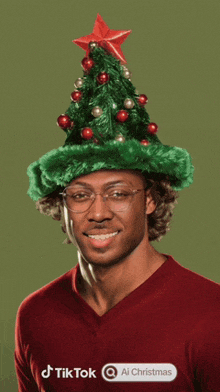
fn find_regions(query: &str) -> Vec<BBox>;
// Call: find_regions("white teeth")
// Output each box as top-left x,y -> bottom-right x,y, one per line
88,231 -> 118,240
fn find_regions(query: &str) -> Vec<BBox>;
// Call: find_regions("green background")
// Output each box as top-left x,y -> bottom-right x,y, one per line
1,0 -> 220,389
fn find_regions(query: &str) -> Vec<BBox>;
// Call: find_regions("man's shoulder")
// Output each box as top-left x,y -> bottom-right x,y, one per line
172,257 -> 220,303
17,268 -> 75,319
176,260 -> 219,288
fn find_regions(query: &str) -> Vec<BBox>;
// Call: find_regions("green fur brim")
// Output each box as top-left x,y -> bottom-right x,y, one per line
27,139 -> 194,201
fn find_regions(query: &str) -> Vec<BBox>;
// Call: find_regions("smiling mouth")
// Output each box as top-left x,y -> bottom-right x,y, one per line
85,231 -> 119,241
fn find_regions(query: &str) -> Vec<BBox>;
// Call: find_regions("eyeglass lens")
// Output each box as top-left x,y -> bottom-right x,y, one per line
63,186 -> 134,212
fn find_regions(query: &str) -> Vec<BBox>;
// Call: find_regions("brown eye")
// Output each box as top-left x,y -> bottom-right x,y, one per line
68,192 -> 91,201
108,190 -> 130,199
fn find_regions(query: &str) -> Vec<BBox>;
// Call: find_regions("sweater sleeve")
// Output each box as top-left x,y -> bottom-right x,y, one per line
188,313 -> 220,391
14,307 -> 39,392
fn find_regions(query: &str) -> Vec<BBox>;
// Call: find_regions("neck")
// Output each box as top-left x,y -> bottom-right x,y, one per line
76,242 -> 167,316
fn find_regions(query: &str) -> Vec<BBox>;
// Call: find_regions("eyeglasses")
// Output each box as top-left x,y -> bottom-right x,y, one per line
59,185 -> 147,213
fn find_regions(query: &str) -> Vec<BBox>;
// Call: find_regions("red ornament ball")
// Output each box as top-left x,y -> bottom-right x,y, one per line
70,90 -> 82,102
138,94 -> 148,106
147,122 -> 158,134
140,139 -> 150,146
116,110 -> 129,123
57,114 -> 72,129
81,57 -> 95,71
97,72 -> 109,84
81,127 -> 94,140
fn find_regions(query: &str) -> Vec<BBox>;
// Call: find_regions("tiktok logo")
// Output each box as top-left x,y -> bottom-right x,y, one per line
41,365 -> 53,378
41,365 -> 97,379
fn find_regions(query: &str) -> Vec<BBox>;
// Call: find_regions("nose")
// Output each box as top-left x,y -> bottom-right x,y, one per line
86,194 -> 114,222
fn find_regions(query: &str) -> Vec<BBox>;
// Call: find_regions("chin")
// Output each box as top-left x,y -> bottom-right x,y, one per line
87,257 -> 123,269
76,232 -> 145,268
79,246 -> 137,269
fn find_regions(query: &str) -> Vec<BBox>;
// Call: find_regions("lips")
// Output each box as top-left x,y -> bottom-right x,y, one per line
84,230 -> 120,248
84,229 -> 120,237
87,231 -> 118,240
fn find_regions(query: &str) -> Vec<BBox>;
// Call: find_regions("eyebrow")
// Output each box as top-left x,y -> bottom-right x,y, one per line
72,180 -> 133,188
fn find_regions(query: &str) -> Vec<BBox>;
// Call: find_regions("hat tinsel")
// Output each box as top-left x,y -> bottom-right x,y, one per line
27,14 -> 194,202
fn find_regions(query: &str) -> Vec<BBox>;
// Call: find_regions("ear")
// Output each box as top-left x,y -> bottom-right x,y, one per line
145,190 -> 156,215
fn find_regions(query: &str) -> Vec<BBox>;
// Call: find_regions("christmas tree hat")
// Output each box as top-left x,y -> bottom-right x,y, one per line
27,14 -> 194,202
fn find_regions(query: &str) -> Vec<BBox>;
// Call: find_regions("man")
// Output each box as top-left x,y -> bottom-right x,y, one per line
15,15 -> 220,392
61,169 -> 166,317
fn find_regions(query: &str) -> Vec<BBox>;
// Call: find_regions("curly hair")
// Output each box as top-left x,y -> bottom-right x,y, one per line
35,174 -> 178,244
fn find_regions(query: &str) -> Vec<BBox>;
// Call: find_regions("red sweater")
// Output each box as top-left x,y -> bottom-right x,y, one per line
15,255 -> 220,391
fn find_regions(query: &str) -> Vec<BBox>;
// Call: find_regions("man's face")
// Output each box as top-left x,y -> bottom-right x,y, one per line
66,170 -> 155,267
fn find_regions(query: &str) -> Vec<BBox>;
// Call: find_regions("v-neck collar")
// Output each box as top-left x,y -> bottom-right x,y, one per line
71,254 -> 181,324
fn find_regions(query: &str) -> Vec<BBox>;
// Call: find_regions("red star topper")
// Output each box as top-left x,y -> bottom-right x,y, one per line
72,14 -> 131,64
